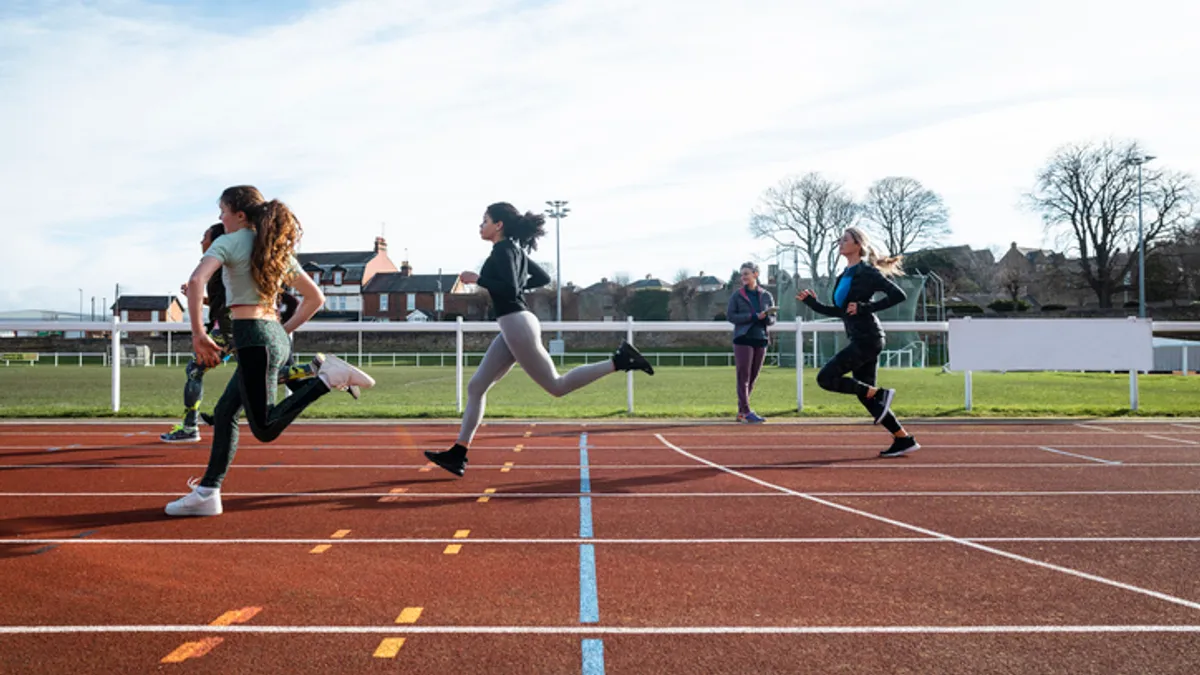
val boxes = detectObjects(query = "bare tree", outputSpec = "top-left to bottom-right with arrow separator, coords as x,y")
749,172 -> 858,285
609,272 -> 633,318
1026,139 -> 1197,308
999,267 -> 1026,303
670,272 -> 699,320
860,177 -> 950,256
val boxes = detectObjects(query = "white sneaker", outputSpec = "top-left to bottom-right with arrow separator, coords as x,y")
165,478 -> 223,517
317,355 -> 375,393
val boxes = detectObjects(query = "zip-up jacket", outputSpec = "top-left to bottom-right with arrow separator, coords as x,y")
800,262 -> 906,343
726,286 -> 776,344
476,238 -> 552,318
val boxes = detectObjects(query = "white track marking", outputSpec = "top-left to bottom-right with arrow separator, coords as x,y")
655,434 -> 1200,613
1145,435 -> 1200,446
3,490 -> 1200,498
4,536 -> 1200,546
1035,446 -> 1121,464
1,624 -> 1200,635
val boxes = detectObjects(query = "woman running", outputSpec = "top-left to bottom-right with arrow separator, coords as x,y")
424,202 -> 654,477
160,224 -> 326,444
165,186 -> 375,516
796,226 -> 919,457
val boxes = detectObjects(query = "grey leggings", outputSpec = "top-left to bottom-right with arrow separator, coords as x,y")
458,311 -> 616,444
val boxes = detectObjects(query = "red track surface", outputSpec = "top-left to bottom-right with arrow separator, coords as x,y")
3,420 -> 1200,673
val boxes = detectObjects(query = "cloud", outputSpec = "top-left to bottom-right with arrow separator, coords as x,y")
1,0 -> 1198,311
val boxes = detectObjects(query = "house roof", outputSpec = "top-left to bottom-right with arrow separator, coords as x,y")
297,252 -> 375,284
581,280 -> 620,293
297,251 -> 376,266
112,296 -> 181,311
683,275 -> 723,287
362,273 -> 461,294
628,277 -> 671,290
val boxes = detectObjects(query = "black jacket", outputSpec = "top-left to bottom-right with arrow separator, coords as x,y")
476,238 -> 552,318
800,262 -> 906,343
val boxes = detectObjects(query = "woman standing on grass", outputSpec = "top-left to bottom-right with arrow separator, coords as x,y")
423,202 -> 655,477
165,186 -> 375,517
726,261 -> 776,423
796,227 -> 918,457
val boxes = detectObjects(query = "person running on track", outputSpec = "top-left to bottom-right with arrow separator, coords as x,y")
796,226 -> 919,457
423,202 -> 654,477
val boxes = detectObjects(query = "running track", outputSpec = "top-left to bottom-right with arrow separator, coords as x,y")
2,420 -> 1200,673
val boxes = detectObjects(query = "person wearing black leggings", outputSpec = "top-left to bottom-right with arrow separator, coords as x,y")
165,185 -> 375,517
797,226 -> 919,457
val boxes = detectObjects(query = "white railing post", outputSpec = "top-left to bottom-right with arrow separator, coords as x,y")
795,319 -> 804,412
111,315 -> 121,412
964,370 -> 972,412
455,317 -> 464,414
1129,369 -> 1139,411
626,317 -> 635,414
1183,346 -> 1189,376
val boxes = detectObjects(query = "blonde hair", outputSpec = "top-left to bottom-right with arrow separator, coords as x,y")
845,226 -> 904,276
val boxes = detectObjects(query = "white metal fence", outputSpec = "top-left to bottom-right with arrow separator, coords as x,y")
2,317 -> 1198,413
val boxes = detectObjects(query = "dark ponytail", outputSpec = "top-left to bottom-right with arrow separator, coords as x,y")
486,202 -> 546,252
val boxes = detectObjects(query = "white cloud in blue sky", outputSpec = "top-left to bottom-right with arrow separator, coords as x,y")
2,0 -> 1198,312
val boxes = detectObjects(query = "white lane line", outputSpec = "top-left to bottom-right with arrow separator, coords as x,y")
2,624 -> 1200,635
1075,424 -> 1117,432
4,537 -> 1200,546
3,490 -> 1200,498
5,443 -> 1199,453
7,462 -> 1200,470
1145,435 -> 1200,446
655,434 -> 1200,613
1035,446 -> 1121,465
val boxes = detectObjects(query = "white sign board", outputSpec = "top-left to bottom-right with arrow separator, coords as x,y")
549,339 -> 565,356
948,318 -> 1153,372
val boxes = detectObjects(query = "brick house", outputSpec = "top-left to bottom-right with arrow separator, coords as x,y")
111,296 -> 184,322
295,237 -> 397,320
361,268 -> 484,321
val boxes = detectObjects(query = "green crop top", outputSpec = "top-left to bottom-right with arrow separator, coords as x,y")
203,228 -> 303,307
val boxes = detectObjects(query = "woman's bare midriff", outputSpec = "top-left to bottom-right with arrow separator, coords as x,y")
230,304 -> 279,321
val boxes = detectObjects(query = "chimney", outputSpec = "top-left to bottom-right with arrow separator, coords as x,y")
400,260 -> 412,278
374,236 -> 387,253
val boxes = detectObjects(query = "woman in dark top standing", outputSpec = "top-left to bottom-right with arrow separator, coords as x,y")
727,262 -> 776,423
797,226 -> 919,457
425,202 -> 654,477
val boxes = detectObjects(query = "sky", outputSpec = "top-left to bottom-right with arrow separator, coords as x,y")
2,0 -> 1198,314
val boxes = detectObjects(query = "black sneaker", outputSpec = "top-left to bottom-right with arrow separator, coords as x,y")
612,341 -> 654,375
880,436 -> 919,458
199,412 -> 215,427
872,388 -> 896,424
424,443 -> 469,477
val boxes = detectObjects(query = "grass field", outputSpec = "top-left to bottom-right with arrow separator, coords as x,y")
0,363 -> 1198,418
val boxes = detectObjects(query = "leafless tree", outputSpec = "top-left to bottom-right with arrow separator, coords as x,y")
750,172 -> 858,285
1026,139 -> 1197,307
860,176 -> 950,256
999,267 -> 1026,303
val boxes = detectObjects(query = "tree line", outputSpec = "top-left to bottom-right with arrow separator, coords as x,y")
750,138 -> 1199,309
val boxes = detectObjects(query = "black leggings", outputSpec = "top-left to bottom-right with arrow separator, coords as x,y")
200,320 -> 329,488
816,339 -> 902,434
